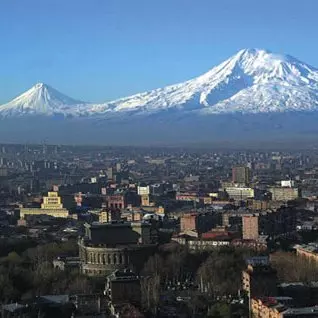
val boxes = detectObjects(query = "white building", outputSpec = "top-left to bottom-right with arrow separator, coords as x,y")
225,186 -> 254,200
281,180 -> 295,188
137,185 -> 150,196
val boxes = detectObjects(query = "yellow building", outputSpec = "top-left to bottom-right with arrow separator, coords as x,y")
294,244 -> 318,262
156,206 -> 165,214
141,194 -> 150,207
269,187 -> 299,202
99,211 -> 110,223
251,297 -> 286,318
20,192 -> 69,219
225,186 -> 254,200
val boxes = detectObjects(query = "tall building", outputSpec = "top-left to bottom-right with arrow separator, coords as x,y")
243,215 -> 259,240
223,208 -> 296,239
232,166 -> 251,185
0,157 -> 7,167
116,163 -> 122,172
107,168 -> 113,181
0,167 -> 8,177
180,213 -> 216,235
140,195 -> 150,207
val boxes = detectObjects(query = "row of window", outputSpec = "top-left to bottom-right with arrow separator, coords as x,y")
84,252 -> 128,265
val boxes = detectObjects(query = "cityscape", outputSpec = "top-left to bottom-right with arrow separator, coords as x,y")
1,0 -> 318,317
0,144 -> 318,316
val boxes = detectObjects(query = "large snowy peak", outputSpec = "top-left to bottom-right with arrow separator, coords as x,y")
199,48 -> 318,113
0,83 -> 88,117
95,48 -> 318,114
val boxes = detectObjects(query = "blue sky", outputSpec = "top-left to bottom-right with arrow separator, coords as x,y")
0,0 -> 317,103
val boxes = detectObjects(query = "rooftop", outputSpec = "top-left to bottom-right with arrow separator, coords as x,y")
107,269 -> 139,281
86,220 -> 151,228
283,306 -> 318,316
294,243 -> 318,254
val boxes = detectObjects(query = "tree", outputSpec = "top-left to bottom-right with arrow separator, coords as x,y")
119,303 -> 145,318
270,251 -> 318,282
141,275 -> 160,314
196,248 -> 245,296
208,302 -> 231,318
0,273 -> 15,302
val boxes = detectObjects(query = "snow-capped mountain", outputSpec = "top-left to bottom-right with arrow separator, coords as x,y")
96,48 -> 318,115
1,48 -> 318,118
2,48 -> 318,145
0,83 -> 87,117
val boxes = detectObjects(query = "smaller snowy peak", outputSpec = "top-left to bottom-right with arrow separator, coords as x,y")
22,82 -> 84,105
0,83 -> 88,117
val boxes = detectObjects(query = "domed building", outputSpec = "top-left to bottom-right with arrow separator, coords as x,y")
78,221 -> 158,276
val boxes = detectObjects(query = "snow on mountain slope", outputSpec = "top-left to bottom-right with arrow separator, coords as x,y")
0,83 -> 88,117
96,48 -> 318,115
1,48 -> 318,118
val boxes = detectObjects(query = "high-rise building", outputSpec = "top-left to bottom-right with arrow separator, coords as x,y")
0,157 -> 7,167
107,168 -> 113,181
224,208 -> 296,239
141,195 -> 150,206
232,166 -> 251,185
180,213 -> 216,235
0,167 -> 8,177
242,215 -> 259,240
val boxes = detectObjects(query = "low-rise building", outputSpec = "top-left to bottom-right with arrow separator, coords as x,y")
53,256 -> 81,271
225,186 -> 254,200
173,235 -> 230,250
251,297 -> 286,318
294,243 -> 318,262
231,239 -> 267,251
78,221 -> 157,276
20,192 -> 69,219
251,297 -> 318,317
269,187 -> 299,202
105,269 -> 141,308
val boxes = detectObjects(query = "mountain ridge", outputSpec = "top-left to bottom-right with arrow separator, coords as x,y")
1,48 -> 318,118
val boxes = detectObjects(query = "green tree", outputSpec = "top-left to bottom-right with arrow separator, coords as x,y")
208,302 -> 231,318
